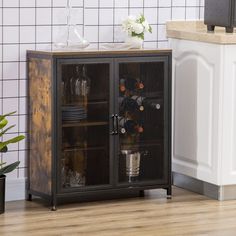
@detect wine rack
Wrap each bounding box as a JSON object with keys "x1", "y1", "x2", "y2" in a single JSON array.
[{"x1": 27, "y1": 49, "x2": 172, "y2": 210}]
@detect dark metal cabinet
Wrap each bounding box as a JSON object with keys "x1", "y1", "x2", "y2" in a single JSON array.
[{"x1": 27, "y1": 49, "x2": 172, "y2": 210}]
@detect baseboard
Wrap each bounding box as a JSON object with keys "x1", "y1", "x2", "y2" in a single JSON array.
[
  {"x1": 173, "y1": 172, "x2": 236, "y2": 200},
  {"x1": 6, "y1": 178, "x2": 27, "y2": 202}
]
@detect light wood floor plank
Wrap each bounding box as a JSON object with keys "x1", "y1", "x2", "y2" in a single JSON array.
[{"x1": 1, "y1": 187, "x2": 236, "y2": 236}]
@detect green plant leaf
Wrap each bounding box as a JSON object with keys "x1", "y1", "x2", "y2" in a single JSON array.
[
  {"x1": 149, "y1": 25, "x2": 152, "y2": 33},
  {"x1": 0, "y1": 118, "x2": 8, "y2": 129},
  {"x1": 0, "y1": 161, "x2": 20, "y2": 176},
  {"x1": 0, "y1": 111, "x2": 16, "y2": 122},
  {"x1": 0, "y1": 135, "x2": 25, "y2": 152},
  {"x1": 0, "y1": 162, "x2": 6, "y2": 167},
  {"x1": 0, "y1": 125, "x2": 15, "y2": 137},
  {"x1": 0, "y1": 146, "x2": 8, "y2": 153}
]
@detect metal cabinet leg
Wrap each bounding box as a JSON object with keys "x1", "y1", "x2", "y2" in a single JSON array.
[
  {"x1": 27, "y1": 193, "x2": 32, "y2": 201},
  {"x1": 139, "y1": 190, "x2": 145, "y2": 197},
  {"x1": 166, "y1": 187, "x2": 172, "y2": 199}
]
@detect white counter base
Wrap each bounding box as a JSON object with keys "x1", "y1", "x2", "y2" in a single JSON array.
[{"x1": 171, "y1": 38, "x2": 236, "y2": 199}]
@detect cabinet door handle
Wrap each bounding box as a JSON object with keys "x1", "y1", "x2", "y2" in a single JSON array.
[
  {"x1": 115, "y1": 114, "x2": 119, "y2": 135},
  {"x1": 110, "y1": 115, "x2": 115, "y2": 135}
]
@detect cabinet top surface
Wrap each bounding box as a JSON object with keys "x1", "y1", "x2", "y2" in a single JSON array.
[
  {"x1": 27, "y1": 48, "x2": 172, "y2": 57},
  {"x1": 167, "y1": 21, "x2": 236, "y2": 44}
]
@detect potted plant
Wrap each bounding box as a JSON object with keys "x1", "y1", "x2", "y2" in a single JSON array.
[
  {"x1": 122, "y1": 14, "x2": 152, "y2": 49},
  {"x1": 0, "y1": 112, "x2": 25, "y2": 214}
]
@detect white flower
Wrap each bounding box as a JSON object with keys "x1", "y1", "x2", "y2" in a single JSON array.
[
  {"x1": 142, "y1": 20, "x2": 150, "y2": 32},
  {"x1": 132, "y1": 23, "x2": 144, "y2": 34}
]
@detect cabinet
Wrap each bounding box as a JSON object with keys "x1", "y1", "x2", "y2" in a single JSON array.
[{"x1": 27, "y1": 49, "x2": 172, "y2": 209}]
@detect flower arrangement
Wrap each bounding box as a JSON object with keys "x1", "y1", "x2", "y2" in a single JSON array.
[{"x1": 122, "y1": 14, "x2": 152, "y2": 40}]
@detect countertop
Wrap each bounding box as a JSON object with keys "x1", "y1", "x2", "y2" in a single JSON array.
[{"x1": 166, "y1": 21, "x2": 236, "y2": 44}]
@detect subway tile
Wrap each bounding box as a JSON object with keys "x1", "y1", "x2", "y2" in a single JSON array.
[
  {"x1": 84, "y1": 26, "x2": 98, "y2": 43},
  {"x1": 3, "y1": 44, "x2": 19, "y2": 61},
  {"x1": 99, "y1": 8, "x2": 113, "y2": 25},
  {"x1": 53, "y1": 7, "x2": 68, "y2": 25},
  {"x1": 3, "y1": 0, "x2": 19, "y2": 7},
  {"x1": 130, "y1": 0, "x2": 143, "y2": 8},
  {"x1": 158, "y1": 7, "x2": 171, "y2": 24},
  {"x1": 3, "y1": 26, "x2": 19, "y2": 44},
  {"x1": 36, "y1": 8, "x2": 52, "y2": 25},
  {"x1": 20, "y1": 26, "x2": 36, "y2": 43},
  {"x1": 99, "y1": 26, "x2": 113, "y2": 42},
  {"x1": 158, "y1": 0, "x2": 171, "y2": 7},
  {"x1": 114, "y1": 8, "x2": 129, "y2": 25},
  {"x1": 53, "y1": 0, "x2": 67, "y2": 7},
  {"x1": 114, "y1": 0, "x2": 128, "y2": 8},
  {"x1": 2, "y1": 98, "x2": 19, "y2": 115},
  {"x1": 36, "y1": 0, "x2": 51, "y2": 7},
  {"x1": 100, "y1": 0, "x2": 114, "y2": 8},
  {"x1": 144, "y1": 8, "x2": 158, "y2": 24},
  {"x1": 84, "y1": 9, "x2": 98, "y2": 25},
  {"x1": 20, "y1": 8, "x2": 35, "y2": 25},
  {"x1": 20, "y1": 0, "x2": 35, "y2": 7},
  {"x1": 84, "y1": 0, "x2": 99, "y2": 8},
  {"x1": 172, "y1": 7, "x2": 186, "y2": 20},
  {"x1": 3, "y1": 62, "x2": 19, "y2": 80},
  {"x1": 186, "y1": 7, "x2": 200, "y2": 20},
  {"x1": 3, "y1": 8, "x2": 19, "y2": 25},
  {"x1": 3, "y1": 80, "x2": 18, "y2": 98},
  {"x1": 36, "y1": 26, "x2": 52, "y2": 43}
]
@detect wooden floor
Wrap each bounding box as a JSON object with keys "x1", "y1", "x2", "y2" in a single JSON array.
[{"x1": 1, "y1": 187, "x2": 236, "y2": 236}]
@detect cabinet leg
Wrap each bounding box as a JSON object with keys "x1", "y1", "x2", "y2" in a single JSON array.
[
  {"x1": 51, "y1": 198, "x2": 57, "y2": 211},
  {"x1": 139, "y1": 190, "x2": 145, "y2": 197},
  {"x1": 51, "y1": 205, "x2": 57, "y2": 211},
  {"x1": 207, "y1": 25, "x2": 215, "y2": 32},
  {"x1": 166, "y1": 187, "x2": 172, "y2": 199},
  {"x1": 226, "y1": 27, "x2": 234, "y2": 33},
  {"x1": 27, "y1": 193, "x2": 32, "y2": 201}
]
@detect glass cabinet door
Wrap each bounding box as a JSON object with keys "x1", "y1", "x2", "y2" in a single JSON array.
[
  {"x1": 58, "y1": 61, "x2": 112, "y2": 191},
  {"x1": 116, "y1": 58, "x2": 169, "y2": 185}
]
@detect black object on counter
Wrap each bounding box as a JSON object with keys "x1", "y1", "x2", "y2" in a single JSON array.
[{"x1": 204, "y1": 0, "x2": 236, "y2": 33}]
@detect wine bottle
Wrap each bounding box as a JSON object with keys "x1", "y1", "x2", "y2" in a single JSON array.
[
  {"x1": 130, "y1": 96, "x2": 161, "y2": 111},
  {"x1": 119, "y1": 117, "x2": 144, "y2": 134},
  {"x1": 119, "y1": 76, "x2": 144, "y2": 92},
  {"x1": 120, "y1": 96, "x2": 140, "y2": 113}
]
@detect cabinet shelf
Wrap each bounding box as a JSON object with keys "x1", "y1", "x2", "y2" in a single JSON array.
[
  {"x1": 121, "y1": 140, "x2": 162, "y2": 150},
  {"x1": 63, "y1": 100, "x2": 108, "y2": 107},
  {"x1": 62, "y1": 146, "x2": 106, "y2": 152},
  {"x1": 62, "y1": 121, "x2": 108, "y2": 128}
]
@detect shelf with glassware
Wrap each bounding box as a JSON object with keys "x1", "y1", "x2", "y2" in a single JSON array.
[{"x1": 27, "y1": 50, "x2": 172, "y2": 210}]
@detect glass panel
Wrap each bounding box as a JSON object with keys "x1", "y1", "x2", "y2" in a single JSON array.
[
  {"x1": 118, "y1": 62, "x2": 165, "y2": 183},
  {"x1": 60, "y1": 63, "x2": 110, "y2": 189}
]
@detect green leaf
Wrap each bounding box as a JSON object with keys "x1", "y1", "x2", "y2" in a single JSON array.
[
  {"x1": 0, "y1": 118, "x2": 8, "y2": 129},
  {"x1": 0, "y1": 125, "x2": 15, "y2": 137},
  {"x1": 149, "y1": 25, "x2": 152, "y2": 33},
  {"x1": 0, "y1": 162, "x2": 6, "y2": 167},
  {"x1": 0, "y1": 161, "x2": 20, "y2": 176},
  {"x1": 0, "y1": 146, "x2": 8, "y2": 153},
  {"x1": 0, "y1": 111, "x2": 16, "y2": 122},
  {"x1": 0, "y1": 135, "x2": 25, "y2": 152}
]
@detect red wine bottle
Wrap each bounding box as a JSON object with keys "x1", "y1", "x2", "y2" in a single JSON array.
[
  {"x1": 119, "y1": 77, "x2": 144, "y2": 92},
  {"x1": 119, "y1": 117, "x2": 144, "y2": 134},
  {"x1": 120, "y1": 96, "x2": 140, "y2": 113}
]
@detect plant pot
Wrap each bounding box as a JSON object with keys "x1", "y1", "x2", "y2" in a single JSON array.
[
  {"x1": 0, "y1": 175, "x2": 6, "y2": 214},
  {"x1": 125, "y1": 36, "x2": 143, "y2": 49}
]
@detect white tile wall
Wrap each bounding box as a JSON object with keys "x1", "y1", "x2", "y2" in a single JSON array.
[{"x1": 0, "y1": 0, "x2": 204, "y2": 180}]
